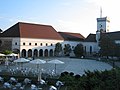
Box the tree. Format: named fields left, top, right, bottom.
left=63, top=44, right=71, bottom=56
left=2, top=50, right=12, bottom=55
left=114, top=44, right=120, bottom=59
left=54, top=43, right=62, bottom=56
left=74, top=44, right=84, bottom=57
left=99, top=35, right=116, bottom=58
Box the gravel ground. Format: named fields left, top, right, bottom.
left=0, top=57, right=113, bottom=76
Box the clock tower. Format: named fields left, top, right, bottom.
left=96, top=8, right=110, bottom=52
left=97, top=17, right=110, bottom=33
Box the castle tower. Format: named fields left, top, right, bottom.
left=97, top=17, right=110, bottom=33
left=96, top=8, right=110, bottom=52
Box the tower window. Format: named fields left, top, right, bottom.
left=46, top=43, right=48, bottom=46
left=15, top=42, right=17, bottom=45
left=51, top=44, right=53, bottom=46
left=29, top=43, right=31, bottom=45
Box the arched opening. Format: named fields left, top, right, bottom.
left=49, top=49, right=53, bottom=57
left=44, top=49, right=48, bottom=57
left=84, top=46, right=86, bottom=54
left=34, top=49, right=38, bottom=58
left=39, top=49, right=43, bottom=57
left=21, top=49, right=26, bottom=58
left=90, top=46, right=92, bottom=54
left=28, top=49, right=32, bottom=57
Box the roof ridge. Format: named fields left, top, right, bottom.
left=18, top=22, right=52, bottom=27
left=58, top=31, right=81, bottom=34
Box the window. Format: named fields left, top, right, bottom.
left=46, top=43, right=48, bottom=46
left=90, top=46, right=92, bottom=54
left=35, top=43, right=37, bottom=46
left=29, top=43, right=31, bottom=45
left=51, top=44, right=53, bottom=46
left=84, top=46, right=86, bottom=54
left=15, top=42, right=17, bottom=45
left=23, top=43, right=25, bottom=45
left=0, top=40, right=2, bottom=46
left=40, top=43, right=42, bottom=46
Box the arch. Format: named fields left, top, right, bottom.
left=84, top=46, right=86, bottom=54
left=39, top=49, right=43, bottom=57
left=44, top=49, right=48, bottom=57
left=33, top=49, right=38, bottom=57
left=21, top=49, right=26, bottom=58
left=49, top=49, right=53, bottom=57
left=0, top=40, right=2, bottom=46
left=90, top=46, right=92, bottom=54
left=28, top=49, right=32, bottom=57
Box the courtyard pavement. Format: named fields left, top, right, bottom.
left=0, top=57, right=113, bottom=76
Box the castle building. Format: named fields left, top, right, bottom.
left=0, top=22, right=84, bottom=58
left=0, top=15, right=120, bottom=58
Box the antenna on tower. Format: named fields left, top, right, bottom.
left=100, top=7, right=102, bottom=18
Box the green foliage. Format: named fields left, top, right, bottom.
left=59, top=68, right=120, bottom=90
left=54, top=43, right=62, bottom=56
left=2, top=50, right=12, bottom=55
left=74, top=44, right=84, bottom=57
left=99, top=35, right=116, bottom=58
left=114, top=44, right=120, bottom=58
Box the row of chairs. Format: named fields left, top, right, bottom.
left=0, top=76, right=64, bottom=90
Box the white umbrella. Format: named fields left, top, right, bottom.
left=30, top=59, right=46, bottom=64
left=48, top=59, right=64, bottom=74
left=0, top=53, right=5, bottom=56
left=14, top=58, right=30, bottom=70
left=14, top=58, right=30, bottom=63
left=30, top=59, right=46, bottom=81
left=7, top=53, right=18, bottom=56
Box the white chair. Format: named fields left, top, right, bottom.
left=56, top=80, right=64, bottom=90
left=24, top=78, right=31, bottom=84
left=31, top=84, right=38, bottom=90
left=0, top=76, right=4, bottom=82
left=20, top=85, right=25, bottom=90
left=3, top=82, right=12, bottom=88
left=49, top=85, right=57, bottom=90
left=39, top=79, right=46, bottom=85
left=56, top=81, right=64, bottom=87
left=10, top=77, right=17, bottom=83
left=15, top=82, right=22, bottom=88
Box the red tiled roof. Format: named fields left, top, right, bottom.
left=1, top=22, right=64, bottom=40
left=58, top=32, right=85, bottom=41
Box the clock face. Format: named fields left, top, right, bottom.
left=99, top=24, right=102, bottom=28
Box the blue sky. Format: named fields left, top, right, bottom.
left=0, top=0, right=120, bottom=37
